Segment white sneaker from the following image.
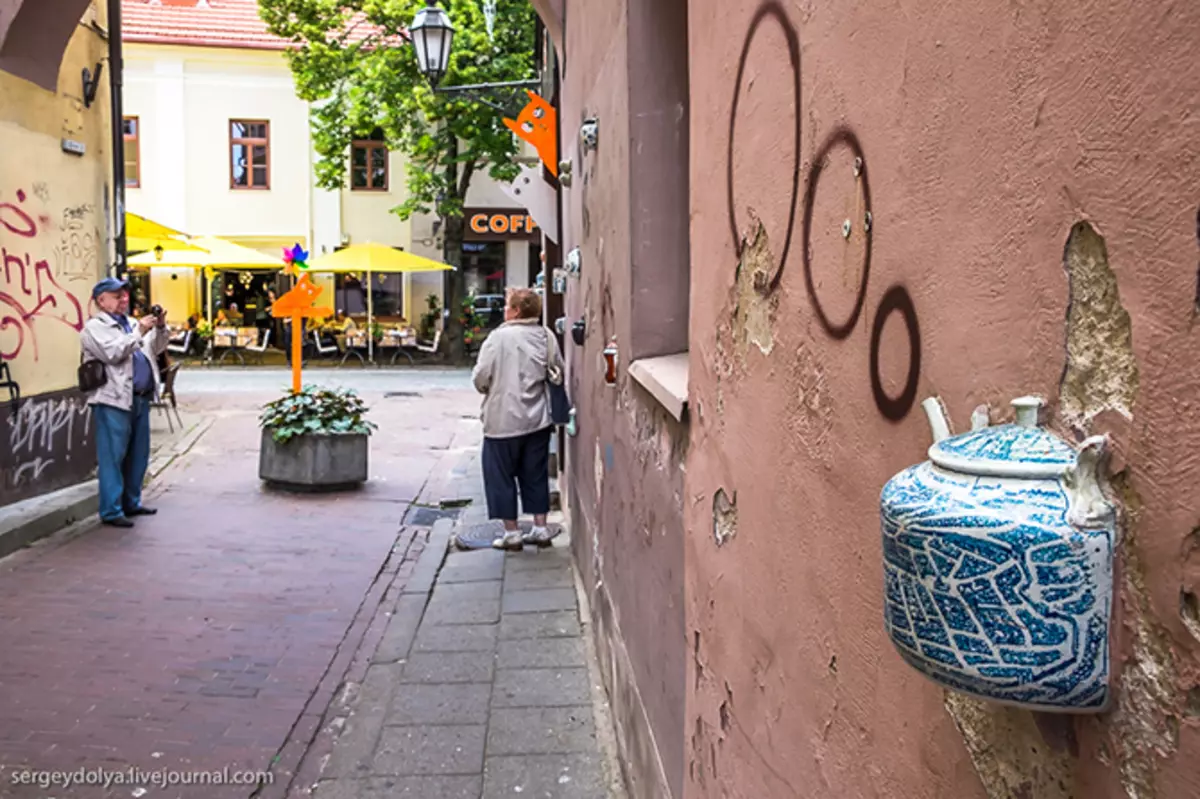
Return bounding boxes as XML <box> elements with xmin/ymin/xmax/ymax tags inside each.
<box><xmin>523</xmin><ymin>526</ymin><xmax>554</xmax><ymax>546</ymax></box>
<box><xmin>491</xmin><ymin>530</ymin><xmax>524</xmax><ymax>550</ymax></box>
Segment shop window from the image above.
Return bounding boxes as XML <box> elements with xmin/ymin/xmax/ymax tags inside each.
<box><xmin>124</xmin><ymin>117</ymin><xmax>140</xmax><ymax>188</ymax></box>
<box><xmin>230</xmin><ymin>120</ymin><xmax>270</xmax><ymax>190</ymax></box>
<box><xmin>351</xmin><ymin>130</ymin><xmax>388</xmax><ymax>191</ymax></box>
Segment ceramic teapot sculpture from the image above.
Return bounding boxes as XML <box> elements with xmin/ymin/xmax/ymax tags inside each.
<box><xmin>879</xmin><ymin>395</ymin><xmax>1117</xmax><ymax>712</ymax></box>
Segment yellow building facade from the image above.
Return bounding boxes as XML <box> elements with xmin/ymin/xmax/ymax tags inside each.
<box><xmin>1</xmin><ymin>0</ymin><xmax>114</xmax><ymax>506</ymax></box>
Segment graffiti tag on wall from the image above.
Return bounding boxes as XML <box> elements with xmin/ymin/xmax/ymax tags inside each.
<box><xmin>1</xmin><ymin>388</ymin><xmax>93</xmax><ymax>506</ymax></box>
<box><xmin>726</xmin><ymin>4</ymin><xmax>921</xmax><ymax>421</ymax></box>
<box><xmin>0</xmin><ymin>188</ymin><xmax>88</xmax><ymax>362</ymax></box>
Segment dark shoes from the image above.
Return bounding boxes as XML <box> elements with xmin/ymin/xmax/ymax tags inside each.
<box><xmin>102</xmin><ymin>507</ymin><xmax>156</xmax><ymax>528</ymax></box>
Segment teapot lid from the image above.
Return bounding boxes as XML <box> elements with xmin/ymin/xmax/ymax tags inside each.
<box><xmin>928</xmin><ymin>396</ymin><xmax>1075</xmax><ymax>478</ymax></box>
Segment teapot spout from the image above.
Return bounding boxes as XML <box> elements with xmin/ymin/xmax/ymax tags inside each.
<box><xmin>921</xmin><ymin>396</ymin><xmax>953</xmax><ymax>443</ymax></box>
<box><xmin>1065</xmin><ymin>435</ymin><xmax>1116</xmax><ymax>529</ymax></box>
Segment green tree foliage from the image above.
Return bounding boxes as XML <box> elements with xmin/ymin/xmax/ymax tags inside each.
<box><xmin>259</xmin><ymin>0</ymin><xmax>538</xmax><ymax>360</ymax></box>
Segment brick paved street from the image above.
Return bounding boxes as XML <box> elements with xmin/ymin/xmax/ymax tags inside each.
<box><xmin>0</xmin><ymin>369</ymin><xmax>487</xmax><ymax>798</ymax></box>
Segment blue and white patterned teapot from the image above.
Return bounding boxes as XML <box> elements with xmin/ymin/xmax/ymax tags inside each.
<box><xmin>879</xmin><ymin>395</ymin><xmax>1117</xmax><ymax>712</ymax></box>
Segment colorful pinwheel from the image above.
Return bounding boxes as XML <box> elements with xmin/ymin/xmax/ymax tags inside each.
<box><xmin>282</xmin><ymin>243</ymin><xmax>310</xmax><ymax>272</ymax></box>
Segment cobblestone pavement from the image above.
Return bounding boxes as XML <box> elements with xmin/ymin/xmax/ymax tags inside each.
<box><xmin>299</xmin><ymin>448</ymin><xmax>627</xmax><ymax>799</ymax></box>
<box><xmin>0</xmin><ymin>369</ymin><xmax>486</xmax><ymax>798</ymax></box>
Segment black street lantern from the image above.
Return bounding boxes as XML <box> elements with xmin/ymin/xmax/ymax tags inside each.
<box><xmin>409</xmin><ymin>2</ymin><xmax>543</xmax><ymax>117</ymax></box>
<box><xmin>410</xmin><ymin>2</ymin><xmax>454</xmax><ymax>88</ymax></box>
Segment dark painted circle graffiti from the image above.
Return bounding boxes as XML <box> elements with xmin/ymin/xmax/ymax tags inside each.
<box><xmin>869</xmin><ymin>285</ymin><xmax>921</xmax><ymax>422</ymax></box>
<box><xmin>726</xmin><ymin>1</ymin><xmax>801</xmax><ymax>288</ymax></box>
<box><xmin>801</xmin><ymin>128</ymin><xmax>872</xmax><ymax>340</ymax></box>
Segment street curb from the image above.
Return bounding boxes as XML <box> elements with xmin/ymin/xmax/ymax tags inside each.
<box><xmin>0</xmin><ymin>481</ymin><xmax>99</xmax><ymax>561</ymax></box>
<box><xmin>400</xmin><ymin>517</ymin><xmax>453</xmax><ymax>595</ymax></box>
<box><xmin>271</xmin><ymin>520</ymin><xmax>453</xmax><ymax>799</ymax></box>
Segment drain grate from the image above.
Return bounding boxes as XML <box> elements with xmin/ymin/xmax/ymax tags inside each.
<box><xmin>384</xmin><ymin>391</ymin><xmax>422</xmax><ymax>398</ymax></box>
<box><xmin>404</xmin><ymin>505</ymin><xmax>462</xmax><ymax>526</ymax></box>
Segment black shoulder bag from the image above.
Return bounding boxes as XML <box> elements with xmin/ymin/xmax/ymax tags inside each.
<box><xmin>544</xmin><ymin>329</ymin><xmax>570</xmax><ymax>425</ymax></box>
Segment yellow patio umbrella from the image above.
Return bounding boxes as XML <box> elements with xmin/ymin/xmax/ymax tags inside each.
<box><xmin>306</xmin><ymin>242</ymin><xmax>454</xmax><ymax>361</ymax></box>
<box><xmin>128</xmin><ymin>235</ymin><xmax>283</xmax><ymax>321</ymax></box>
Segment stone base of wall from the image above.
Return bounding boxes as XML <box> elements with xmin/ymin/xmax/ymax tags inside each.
<box><xmin>584</xmin><ymin>567</ymin><xmax>675</xmax><ymax>799</ymax></box>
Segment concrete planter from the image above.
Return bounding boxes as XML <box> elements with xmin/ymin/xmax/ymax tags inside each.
<box><xmin>258</xmin><ymin>430</ymin><xmax>369</xmax><ymax>492</ymax></box>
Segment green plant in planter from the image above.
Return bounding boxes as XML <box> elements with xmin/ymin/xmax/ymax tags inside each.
<box><xmin>259</xmin><ymin>386</ymin><xmax>376</xmax><ymax>445</ymax></box>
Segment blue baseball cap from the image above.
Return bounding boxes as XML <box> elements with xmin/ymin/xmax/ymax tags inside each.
<box><xmin>92</xmin><ymin>276</ymin><xmax>130</xmax><ymax>299</ymax></box>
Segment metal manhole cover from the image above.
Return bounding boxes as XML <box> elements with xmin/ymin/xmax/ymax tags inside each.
<box><xmin>453</xmin><ymin>520</ymin><xmax>562</xmax><ymax>550</ymax></box>
<box><xmin>405</xmin><ymin>506</ymin><xmax>461</xmax><ymax>526</ymax></box>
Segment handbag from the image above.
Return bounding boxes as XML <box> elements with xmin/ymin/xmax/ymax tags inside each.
<box><xmin>77</xmin><ymin>352</ymin><xmax>107</xmax><ymax>393</ymax></box>
<box><xmin>544</xmin><ymin>329</ymin><xmax>571</xmax><ymax>426</ymax></box>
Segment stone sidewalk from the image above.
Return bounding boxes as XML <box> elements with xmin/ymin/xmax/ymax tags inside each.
<box><xmin>304</xmin><ymin>470</ymin><xmax>626</xmax><ymax>798</ymax></box>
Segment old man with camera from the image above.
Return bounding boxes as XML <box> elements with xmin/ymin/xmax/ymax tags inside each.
<box><xmin>79</xmin><ymin>277</ymin><xmax>170</xmax><ymax>528</ymax></box>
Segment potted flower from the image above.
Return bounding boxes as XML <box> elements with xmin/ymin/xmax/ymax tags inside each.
<box><xmin>257</xmin><ymin>385</ymin><xmax>376</xmax><ymax>491</ymax></box>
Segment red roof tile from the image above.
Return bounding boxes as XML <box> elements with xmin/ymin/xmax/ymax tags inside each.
<box><xmin>122</xmin><ymin>0</ymin><xmax>398</xmax><ymax>52</ymax></box>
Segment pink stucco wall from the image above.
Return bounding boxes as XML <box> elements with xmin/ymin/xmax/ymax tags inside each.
<box><xmin>686</xmin><ymin>0</ymin><xmax>1200</xmax><ymax>797</ymax></box>
<box><xmin>544</xmin><ymin>0</ymin><xmax>1200</xmax><ymax>795</ymax></box>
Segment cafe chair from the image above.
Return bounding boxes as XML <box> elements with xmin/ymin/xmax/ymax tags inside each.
<box><xmin>245</xmin><ymin>328</ymin><xmax>271</xmax><ymax>365</ymax></box>
<box><xmin>152</xmin><ymin>363</ymin><xmax>183</xmax><ymax>433</ymax></box>
<box><xmin>167</xmin><ymin>330</ymin><xmax>193</xmax><ymax>357</ymax></box>
<box><xmin>413</xmin><ymin>329</ymin><xmax>442</xmax><ymax>361</ymax></box>
<box><xmin>311</xmin><ymin>330</ymin><xmax>341</xmax><ymax>364</ymax></box>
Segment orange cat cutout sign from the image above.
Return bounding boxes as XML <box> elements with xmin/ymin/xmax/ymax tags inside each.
<box><xmin>503</xmin><ymin>91</ymin><xmax>557</xmax><ymax>177</ymax></box>
<box><xmin>272</xmin><ymin>244</ymin><xmax>332</xmax><ymax>394</ymax></box>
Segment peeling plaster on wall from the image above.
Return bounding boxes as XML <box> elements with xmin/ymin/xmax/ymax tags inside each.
<box><xmin>712</xmin><ymin>219</ymin><xmax>779</xmax><ymax>425</ymax></box>
<box><xmin>943</xmin><ymin>219</ymin><xmax>1171</xmax><ymax>799</ymax></box>
<box><xmin>1059</xmin><ymin>221</ymin><xmax>1139</xmax><ymax>430</ymax></box>
<box><xmin>1106</xmin><ymin>475</ymin><xmax>1180</xmax><ymax>799</ymax></box>
<box><xmin>712</xmin><ymin>488</ymin><xmax>737</xmax><ymax>547</ymax></box>
<box><xmin>731</xmin><ymin>219</ymin><xmax>778</xmax><ymax>359</ymax></box>
<box><xmin>942</xmin><ymin>693</ymin><xmax>1076</xmax><ymax>799</ymax></box>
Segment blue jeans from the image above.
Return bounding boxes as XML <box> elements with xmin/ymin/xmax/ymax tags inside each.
<box><xmin>93</xmin><ymin>396</ymin><xmax>151</xmax><ymax>521</ymax></box>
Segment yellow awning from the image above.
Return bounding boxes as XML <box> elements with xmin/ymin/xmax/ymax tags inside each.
<box><xmin>125</xmin><ymin>212</ymin><xmax>207</xmax><ymax>253</ymax></box>
<box><xmin>306</xmin><ymin>242</ymin><xmax>455</xmax><ymax>274</ymax></box>
<box><xmin>127</xmin><ymin>235</ymin><xmax>282</xmax><ymax>270</ymax></box>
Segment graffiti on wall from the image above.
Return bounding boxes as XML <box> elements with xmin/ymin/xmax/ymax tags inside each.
<box><xmin>1</xmin><ymin>388</ymin><xmax>93</xmax><ymax>505</ymax></box>
<box><xmin>725</xmin><ymin>3</ymin><xmax>921</xmax><ymax>421</ymax></box>
<box><xmin>1</xmin><ymin>188</ymin><xmax>88</xmax><ymax>363</ymax></box>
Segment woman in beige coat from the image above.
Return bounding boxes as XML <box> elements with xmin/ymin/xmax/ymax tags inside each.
<box><xmin>471</xmin><ymin>288</ymin><xmax>564</xmax><ymax>550</ymax></box>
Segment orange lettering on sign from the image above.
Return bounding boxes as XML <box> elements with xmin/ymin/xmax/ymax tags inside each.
<box><xmin>490</xmin><ymin>215</ymin><xmax>510</xmax><ymax>234</ymax></box>
<box><xmin>470</xmin><ymin>214</ymin><xmax>489</xmax><ymax>234</ymax></box>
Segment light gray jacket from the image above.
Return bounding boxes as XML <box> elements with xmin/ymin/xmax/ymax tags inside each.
<box><xmin>79</xmin><ymin>313</ymin><xmax>169</xmax><ymax>410</ymax></box>
<box><xmin>472</xmin><ymin>319</ymin><xmax>564</xmax><ymax>439</ymax></box>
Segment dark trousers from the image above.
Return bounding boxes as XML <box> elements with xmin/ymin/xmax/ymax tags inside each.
<box><xmin>482</xmin><ymin>427</ymin><xmax>552</xmax><ymax>520</ymax></box>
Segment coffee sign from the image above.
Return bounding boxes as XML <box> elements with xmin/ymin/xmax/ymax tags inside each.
<box><xmin>463</xmin><ymin>208</ymin><xmax>540</xmax><ymax>241</ymax></box>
